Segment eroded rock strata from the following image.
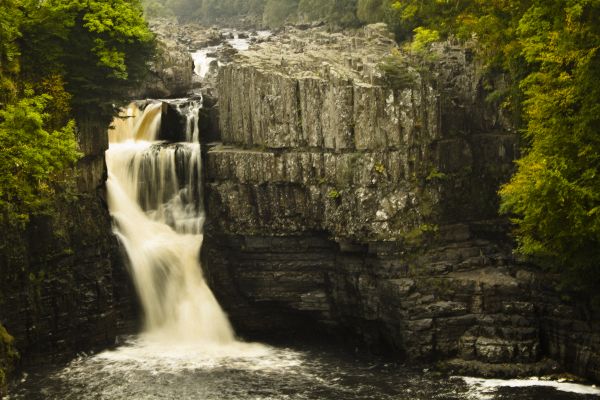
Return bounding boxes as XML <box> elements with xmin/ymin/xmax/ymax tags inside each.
<box><xmin>130</xmin><ymin>20</ymin><xmax>195</xmax><ymax>99</ymax></box>
<box><xmin>0</xmin><ymin>114</ymin><xmax>138</xmax><ymax>375</ymax></box>
<box><xmin>202</xmin><ymin>25</ymin><xmax>600</xmax><ymax>380</ymax></box>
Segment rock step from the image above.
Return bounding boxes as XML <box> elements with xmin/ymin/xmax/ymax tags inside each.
<box><xmin>459</xmin><ymin>334</ymin><xmax>540</xmax><ymax>363</ymax></box>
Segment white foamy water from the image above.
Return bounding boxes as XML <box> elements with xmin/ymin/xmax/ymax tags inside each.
<box><xmin>461</xmin><ymin>376</ymin><xmax>600</xmax><ymax>398</ymax></box>
<box><xmin>89</xmin><ymin>337</ymin><xmax>300</xmax><ymax>373</ymax></box>
<box><xmin>192</xmin><ymin>46</ymin><xmax>219</xmax><ymax>78</ymax></box>
<box><xmin>106</xmin><ymin>101</ymin><xmax>238</xmax><ymax>346</ymax></box>
<box><xmin>108</xmin><ymin>102</ymin><xmax>162</xmax><ymax>143</ymax></box>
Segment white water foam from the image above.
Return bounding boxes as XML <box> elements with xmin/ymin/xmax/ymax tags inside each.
<box><xmin>106</xmin><ymin>101</ymin><xmax>248</xmax><ymax>350</ymax></box>
<box><xmin>461</xmin><ymin>376</ymin><xmax>600</xmax><ymax>398</ymax></box>
<box><xmin>192</xmin><ymin>30</ymin><xmax>271</xmax><ymax>78</ymax></box>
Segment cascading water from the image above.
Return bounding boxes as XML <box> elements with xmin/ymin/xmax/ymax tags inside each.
<box><xmin>105</xmin><ymin>100</ymin><xmax>235</xmax><ymax>344</ymax></box>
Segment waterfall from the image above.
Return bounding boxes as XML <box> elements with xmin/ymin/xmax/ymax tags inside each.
<box><xmin>184</xmin><ymin>101</ymin><xmax>202</xmax><ymax>143</ymax></box>
<box><xmin>106</xmin><ymin>101</ymin><xmax>235</xmax><ymax>344</ymax></box>
<box><xmin>108</xmin><ymin>102</ymin><xmax>163</xmax><ymax>143</ymax></box>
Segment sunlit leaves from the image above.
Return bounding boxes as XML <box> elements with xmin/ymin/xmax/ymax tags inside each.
<box><xmin>15</xmin><ymin>0</ymin><xmax>155</xmax><ymax>116</ymax></box>
<box><xmin>410</xmin><ymin>27</ymin><xmax>440</xmax><ymax>53</ymax></box>
<box><xmin>0</xmin><ymin>0</ymin><xmax>154</xmax><ymax>227</ymax></box>
<box><xmin>498</xmin><ymin>0</ymin><xmax>600</xmax><ymax>294</ymax></box>
<box><xmin>0</xmin><ymin>91</ymin><xmax>80</xmax><ymax>226</ymax></box>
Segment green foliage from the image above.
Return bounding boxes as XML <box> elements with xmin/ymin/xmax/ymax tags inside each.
<box><xmin>143</xmin><ymin>0</ymin><xmax>268</xmax><ymax>22</ymax></box>
<box><xmin>298</xmin><ymin>0</ymin><xmax>360</xmax><ymax>27</ymax></box>
<box><xmin>499</xmin><ymin>1</ymin><xmax>600</xmax><ymax>296</ymax></box>
<box><xmin>0</xmin><ymin>0</ymin><xmax>21</xmax><ymax>104</ymax></box>
<box><xmin>16</xmin><ymin>0</ymin><xmax>155</xmax><ymax>118</ymax></box>
<box><xmin>357</xmin><ymin>0</ymin><xmax>387</xmax><ymax>23</ymax></box>
<box><xmin>0</xmin><ymin>91</ymin><xmax>80</xmax><ymax>226</ymax></box>
<box><xmin>0</xmin><ymin>323</ymin><xmax>18</xmax><ymax>393</ymax></box>
<box><xmin>409</xmin><ymin>27</ymin><xmax>440</xmax><ymax>53</ymax></box>
<box><xmin>0</xmin><ymin>0</ymin><xmax>153</xmax><ymax>227</ymax></box>
<box><xmin>426</xmin><ymin>168</ymin><xmax>448</xmax><ymax>182</ymax></box>
<box><xmin>143</xmin><ymin>0</ymin><xmax>362</xmax><ymax>28</ymax></box>
<box><xmin>143</xmin><ymin>0</ymin><xmax>176</xmax><ymax>19</ymax></box>
<box><xmin>389</xmin><ymin>0</ymin><xmax>600</xmax><ymax>296</ymax></box>
<box><xmin>327</xmin><ymin>189</ymin><xmax>341</xmax><ymax>199</ymax></box>
<box><xmin>263</xmin><ymin>0</ymin><xmax>300</xmax><ymax>27</ymax></box>
<box><xmin>378</xmin><ymin>50</ymin><xmax>417</xmax><ymax>89</ymax></box>
<box><xmin>403</xmin><ymin>223</ymin><xmax>439</xmax><ymax>246</ymax></box>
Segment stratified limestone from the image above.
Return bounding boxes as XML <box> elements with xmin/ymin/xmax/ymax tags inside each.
<box><xmin>211</xmin><ymin>25</ymin><xmax>517</xmax><ymax>241</ymax></box>
<box><xmin>0</xmin><ymin>114</ymin><xmax>136</xmax><ymax>372</ymax></box>
<box><xmin>203</xmin><ymin>24</ymin><xmax>600</xmax><ymax>381</ymax></box>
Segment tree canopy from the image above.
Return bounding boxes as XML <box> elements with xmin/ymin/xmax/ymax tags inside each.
<box><xmin>388</xmin><ymin>0</ymin><xmax>600</xmax><ymax>297</ymax></box>
<box><xmin>0</xmin><ymin>0</ymin><xmax>154</xmax><ymax>226</ymax></box>
<box><xmin>141</xmin><ymin>0</ymin><xmax>389</xmax><ymax>28</ymax></box>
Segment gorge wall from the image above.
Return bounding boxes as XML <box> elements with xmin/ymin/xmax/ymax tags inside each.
<box><xmin>201</xmin><ymin>25</ymin><xmax>600</xmax><ymax>380</ymax></box>
<box><xmin>2</xmin><ymin>20</ymin><xmax>598</xmax><ymax>391</ymax></box>
<box><xmin>0</xmin><ymin>114</ymin><xmax>138</xmax><ymax>386</ymax></box>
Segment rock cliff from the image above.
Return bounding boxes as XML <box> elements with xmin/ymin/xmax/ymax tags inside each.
<box><xmin>202</xmin><ymin>25</ymin><xmax>600</xmax><ymax>380</ymax></box>
<box><xmin>0</xmin><ymin>113</ymin><xmax>138</xmax><ymax>382</ymax></box>
<box><xmin>130</xmin><ymin>20</ymin><xmax>195</xmax><ymax>98</ymax></box>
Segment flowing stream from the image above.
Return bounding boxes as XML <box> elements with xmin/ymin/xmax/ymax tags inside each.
<box><xmin>105</xmin><ymin>101</ymin><xmax>234</xmax><ymax>344</ymax></box>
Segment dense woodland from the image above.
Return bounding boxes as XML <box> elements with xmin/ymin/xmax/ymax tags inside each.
<box><xmin>0</xmin><ymin>0</ymin><xmax>599</xmax><ymax>306</ymax></box>
<box><xmin>392</xmin><ymin>0</ymin><xmax>600</xmax><ymax>301</ymax></box>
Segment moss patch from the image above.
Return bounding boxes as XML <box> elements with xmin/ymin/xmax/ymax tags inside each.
<box><xmin>0</xmin><ymin>323</ymin><xmax>18</xmax><ymax>396</ymax></box>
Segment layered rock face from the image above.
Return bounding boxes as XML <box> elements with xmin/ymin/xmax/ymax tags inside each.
<box><xmin>203</xmin><ymin>25</ymin><xmax>600</xmax><ymax>379</ymax></box>
<box><xmin>0</xmin><ymin>114</ymin><xmax>137</xmax><ymax>372</ymax></box>
<box><xmin>130</xmin><ymin>20</ymin><xmax>195</xmax><ymax>98</ymax></box>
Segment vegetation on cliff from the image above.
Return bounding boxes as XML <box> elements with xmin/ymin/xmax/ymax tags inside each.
<box><xmin>148</xmin><ymin>0</ymin><xmax>600</xmax><ymax>296</ymax></box>
<box><xmin>498</xmin><ymin>1</ymin><xmax>600</xmax><ymax>297</ymax></box>
<box><xmin>0</xmin><ymin>0</ymin><xmax>154</xmax><ymax>227</ymax></box>
<box><xmin>387</xmin><ymin>0</ymin><xmax>600</xmax><ymax>298</ymax></box>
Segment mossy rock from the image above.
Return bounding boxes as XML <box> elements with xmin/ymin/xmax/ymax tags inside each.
<box><xmin>0</xmin><ymin>323</ymin><xmax>18</xmax><ymax>396</ymax></box>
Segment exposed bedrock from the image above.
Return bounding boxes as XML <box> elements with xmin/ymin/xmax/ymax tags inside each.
<box><xmin>130</xmin><ymin>21</ymin><xmax>195</xmax><ymax>98</ymax></box>
<box><xmin>202</xmin><ymin>25</ymin><xmax>600</xmax><ymax>380</ymax></box>
<box><xmin>0</xmin><ymin>114</ymin><xmax>138</xmax><ymax>374</ymax></box>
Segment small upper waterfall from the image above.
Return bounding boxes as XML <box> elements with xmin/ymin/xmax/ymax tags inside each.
<box><xmin>106</xmin><ymin>100</ymin><xmax>235</xmax><ymax>344</ymax></box>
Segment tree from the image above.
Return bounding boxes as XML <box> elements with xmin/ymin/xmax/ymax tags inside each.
<box><xmin>263</xmin><ymin>0</ymin><xmax>299</xmax><ymax>27</ymax></box>
<box><xmin>357</xmin><ymin>0</ymin><xmax>387</xmax><ymax>23</ymax></box>
<box><xmin>0</xmin><ymin>0</ymin><xmax>154</xmax><ymax>226</ymax></box>
<box><xmin>0</xmin><ymin>91</ymin><xmax>79</xmax><ymax>226</ymax></box>
<box><xmin>499</xmin><ymin>1</ymin><xmax>600</xmax><ymax>296</ymax></box>
<box><xmin>389</xmin><ymin>0</ymin><xmax>600</xmax><ymax>297</ymax></box>
<box><xmin>298</xmin><ymin>0</ymin><xmax>359</xmax><ymax>27</ymax></box>
<box><xmin>0</xmin><ymin>0</ymin><xmax>21</xmax><ymax>104</ymax></box>
<box><xmin>18</xmin><ymin>0</ymin><xmax>155</xmax><ymax>120</ymax></box>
